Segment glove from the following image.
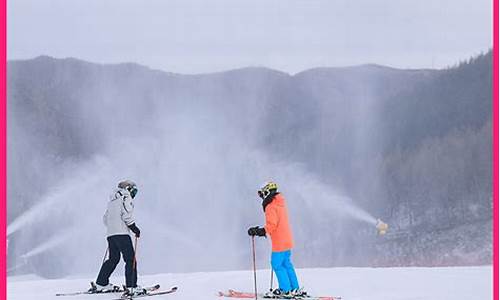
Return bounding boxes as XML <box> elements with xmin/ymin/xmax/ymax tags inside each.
<box><xmin>128</xmin><ymin>223</ymin><xmax>141</xmax><ymax>238</ymax></box>
<box><xmin>247</xmin><ymin>226</ymin><xmax>266</xmax><ymax>237</ymax></box>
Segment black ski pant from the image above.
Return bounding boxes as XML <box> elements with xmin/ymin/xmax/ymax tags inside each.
<box><xmin>96</xmin><ymin>234</ymin><xmax>137</xmax><ymax>288</ymax></box>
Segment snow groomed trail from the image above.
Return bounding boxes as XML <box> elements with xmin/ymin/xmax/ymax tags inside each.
<box><xmin>8</xmin><ymin>266</ymin><xmax>492</xmax><ymax>300</ymax></box>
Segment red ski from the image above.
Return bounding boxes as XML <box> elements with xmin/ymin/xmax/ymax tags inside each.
<box><xmin>218</xmin><ymin>289</ymin><xmax>256</xmax><ymax>298</ymax></box>
<box><xmin>217</xmin><ymin>289</ymin><xmax>341</xmax><ymax>300</ymax></box>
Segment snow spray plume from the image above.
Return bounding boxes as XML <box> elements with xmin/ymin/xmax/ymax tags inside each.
<box><xmin>7</xmin><ymin>195</ymin><xmax>61</xmax><ymax>237</ymax></box>
<box><xmin>21</xmin><ymin>231</ymin><xmax>75</xmax><ymax>259</ymax></box>
<box><xmin>252</xmin><ymin>157</ymin><xmax>378</xmax><ymax>225</ymax></box>
<box><xmin>7</xmin><ymin>156</ymin><xmax>111</xmax><ymax>237</ymax></box>
<box><xmin>7</xmin><ymin>261</ymin><xmax>27</xmax><ymax>273</ymax></box>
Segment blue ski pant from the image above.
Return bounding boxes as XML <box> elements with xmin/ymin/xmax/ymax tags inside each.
<box><xmin>271</xmin><ymin>250</ymin><xmax>299</xmax><ymax>292</ymax></box>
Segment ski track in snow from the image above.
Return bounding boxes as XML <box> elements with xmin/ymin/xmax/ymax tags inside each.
<box><xmin>7</xmin><ymin>266</ymin><xmax>492</xmax><ymax>300</ymax></box>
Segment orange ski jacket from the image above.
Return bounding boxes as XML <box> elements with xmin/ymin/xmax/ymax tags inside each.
<box><xmin>264</xmin><ymin>193</ymin><xmax>294</xmax><ymax>252</ymax></box>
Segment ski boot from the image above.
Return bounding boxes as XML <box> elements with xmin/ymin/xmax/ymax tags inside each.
<box><xmin>291</xmin><ymin>287</ymin><xmax>309</xmax><ymax>298</ymax></box>
<box><xmin>121</xmin><ymin>285</ymin><xmax>147</xmax><ymax>299</ymax></box>
<box><xmin>264</xmin><ymin>289</ymin><xmax>293</xmax><ymax>299</ymax></box>
<box><xmin>88</xmin><ymin>282</ymin><xmax>121</xmax><ymax>293</ymax></box>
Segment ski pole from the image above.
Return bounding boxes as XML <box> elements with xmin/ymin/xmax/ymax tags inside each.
<box><xmin>269</xmin><ymin>268</ymin><xmax>274</xmax><ymax>292</ymax></box>
<box><xmin>251</xmin><ymin>236</ymin><xmax>258</xmax><ymax>300</ymax></box>
<box><xmin>133</xmin><ymin>236</ymin><xmax>138</xmax><ymax>270</ymax></box>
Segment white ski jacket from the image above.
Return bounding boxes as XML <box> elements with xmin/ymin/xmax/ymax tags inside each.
<box><xmin>103</xmin><ymin>188</ymin><xmax>136</xmax><ymax>237</ymax></box>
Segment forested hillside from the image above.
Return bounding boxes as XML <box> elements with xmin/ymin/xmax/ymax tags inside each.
<box><xmin>7</xmin><ymin>51</ymin><xmax>492</xmax><ymax>276</ymax></box>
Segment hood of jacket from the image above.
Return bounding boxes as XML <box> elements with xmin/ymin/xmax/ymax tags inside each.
<box><xmin>110</xmin><ymin>188</ymin><xmax>131</xmax><ymax>201</ymax></box>
<box><xmin>262</xmin><ymin>191</ymin><xmax>283</xmax><ymax>211</ymax></box>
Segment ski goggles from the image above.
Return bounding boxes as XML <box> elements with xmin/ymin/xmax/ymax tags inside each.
<box><xmin>128</xmin><ymin>186</ymin><xmax>138</xmax><ymax>199</ymax></box>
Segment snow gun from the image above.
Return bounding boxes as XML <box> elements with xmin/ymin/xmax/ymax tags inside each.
<box><xmin>376</xmin><ymin>219</ymin><xmax>388</xmax><ymax>235</ymax></box>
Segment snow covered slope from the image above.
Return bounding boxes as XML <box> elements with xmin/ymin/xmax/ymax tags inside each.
<box><xmin>8</xmin><ymin>266</ymin><xmax>492</xmax><ymax>300</ymax></box>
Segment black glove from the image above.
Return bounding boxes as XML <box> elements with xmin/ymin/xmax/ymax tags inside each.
<box><xmin>247</xmin><ymin>226</ymin><xmax>266</xmax><ymax>237</ymax></box>
<box><xmin>128</xmin><ymin>223</ymin><xmax>141</xmax><ymax>238</ymax></box>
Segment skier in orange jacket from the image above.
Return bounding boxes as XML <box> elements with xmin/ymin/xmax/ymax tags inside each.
<box><xmin>248</xmin><ymin>181</ymin><xmax>306</xmax><ymax>298</ymax></box>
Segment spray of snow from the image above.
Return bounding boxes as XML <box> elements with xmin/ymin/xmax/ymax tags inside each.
<box><xmin>7</xmin><ymin>156</ymin><xmax>112</xmax><ymax>237</ymax></box>
<box><xmin>289</xmin><ymin>168</ymin><xmax>377</xmax><ymax>225</ymax></box>
<box><xmin>7</xmin><ymin>258</ymin><xmax>28</xmax><ymax>273</ymax></box>
<box><xmin>7</xmin><ymin>194</ymin><xmax>63</xmax><ymax>237</ymax></box>
<box><xmin>8</xmin><ymin>142</ymin><xmax>379</xmax><ymax>276</ymax></box>
<box><xmin>251</xmin><ymin>155</ymin><xmax>377</xmax><ymax>225</ymax></box>
<box><xmin>21</xmin><ymin>231</ymin><xmax>75</xmax><ymax>259</ymax></box>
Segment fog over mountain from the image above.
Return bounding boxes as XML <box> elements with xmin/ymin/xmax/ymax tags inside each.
<box><xmin>7</xmin><ymin>51</ymin><xmax>492</xmax><ymax>278</ymax></box>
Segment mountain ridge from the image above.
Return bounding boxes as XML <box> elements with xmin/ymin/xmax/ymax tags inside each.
<box><xmin>9</xmin><ymin>55</ymin><xmax>442</xmax><ymax>77</ymax></box>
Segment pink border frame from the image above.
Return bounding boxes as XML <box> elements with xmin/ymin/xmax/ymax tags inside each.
<box><xmin>1</xmin><ymin>0</ymin><xmax>6</xmax><ymax>297</ymax></box>
<box><xmin>0</xmin><ymin>1</ymin><xmax>498</xmax><ymax>299</ymax></box>
<box><xmin>493</xmin><ymin>0</ymin><xmax>499</xmax><ymax>299</ymax></box>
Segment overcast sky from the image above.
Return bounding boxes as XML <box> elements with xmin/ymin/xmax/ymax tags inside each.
<box><xmin>8</xmin><ymin>0</ymin><xmax>493</xmax><ymax>74</ymax></box>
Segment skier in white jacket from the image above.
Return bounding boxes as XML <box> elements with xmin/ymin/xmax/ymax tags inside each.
<box><xmin>91</xmin><ymin>180</ymin><xmax>143</xmax><ymax>296</ymax></box>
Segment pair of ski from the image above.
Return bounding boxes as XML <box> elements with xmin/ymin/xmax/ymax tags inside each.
<box><xmin>56</xmin><ymin>283</ymin><xmax>178</xmax><ymax>299</ymax></box>
<box><xmin>118</xmin><ymin>286</ymin><xmax>177</xmax><ymax>300</ymax></box>
<box><xmin>218</xmin><ymin>289</ymin><xmax>341</xmax><ymax>300</ymax></box>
